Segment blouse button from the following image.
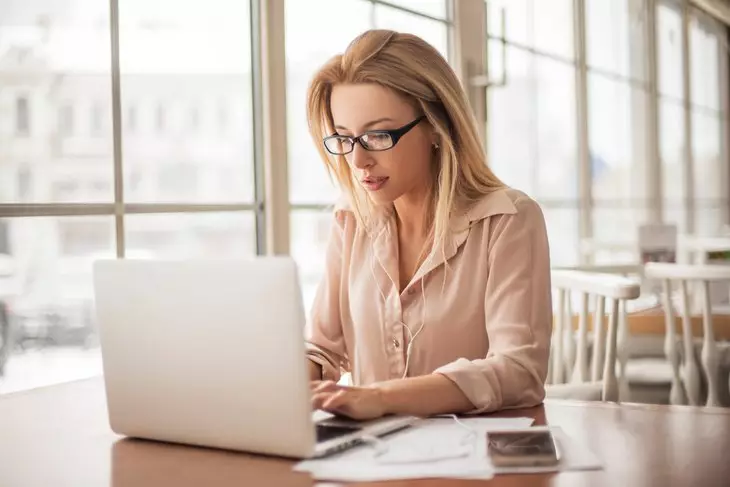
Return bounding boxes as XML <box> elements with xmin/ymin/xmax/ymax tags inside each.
<box><xmin>392</xmin><ymin>338</ymin><xmax>401</xmax><ymax>349</ymax></box>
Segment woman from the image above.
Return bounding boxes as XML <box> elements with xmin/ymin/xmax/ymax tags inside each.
<box><xmin>305</xmin><ymin>30</ymin><xmax>552</xmax><ymax>420</ymax></box>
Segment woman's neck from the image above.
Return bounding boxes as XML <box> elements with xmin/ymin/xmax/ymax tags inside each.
<box><xmin>393</xmin><ymin>185</ymin><xmax>433</xmax><ymax>239</ymax></box>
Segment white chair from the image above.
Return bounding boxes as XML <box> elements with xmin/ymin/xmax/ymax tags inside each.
<box><xmin>552</xmin><ymin>264</ymin><xmax>647</xmax><ymax>401</ymax></box>
<box><xmin>643</xmin><ymin>262</ymin><xmax>730</xmax><ymax>407</ymax></box>
<box><xmin>547</xmin><ymin>270</ymin><xmax>641</xmax><ymax>402</ymax></box>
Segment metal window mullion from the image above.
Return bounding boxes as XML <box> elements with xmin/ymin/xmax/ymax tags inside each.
<box><xmin>719</xmin><ymin>22</ymin><xmax>730</xmax><ymax>226</ymax></box>
<box><xmin>682</xmin><ymin>0</ymin><xmax>696</xmax><ymax>233</ymax></box>
<box><xmin>646</xmin><ymin>0</ymin><xmax>663</xmax><ymax>223</ymax></box>
<box><xmin>370</xmin><ymin>0</ymin><xmax>451</xmax><ymax>24</ymax></box>
<box><xmin>0</xmin><ymin>203</ymin><xmax>257</xmax><ymax>218</ymax></box>
<box><xmin>574</xmin><ymin>0</ymin><xmax>592</xmax><ymax>264</ymax></box>
<box><xmin>109</xmin><ymin>0</ymin><xmax>125</xmax><ymax>258</ymax></box>
<box><xmin>0</xmin><ymin>204</ymin><xmax>116</xmax><ymax>218</ymax></box>
<box><xmin>452</xmin><ymin>0</ymin><xmax>486</xmax><ymax>123</ymax></box>
<box><xmin>257</xmin><ymin>0</ymin><xmax>290</xmax><ymax>255</ymax></box>
<box><xmin>290</xmin><ymin>203</ymin><xmax>333</xmax><ymax>211</ymax></box>
<box><xmin>124</xmin><ymin>203</ymin><xmax>258</xmax><ymax>214</ymax></box>
<box><xmin>250</xmin><ymin>0</ymin><xmax>267</xmax><ymax>255</ymax></box>
<box><xmin>485</xmin><ymin>36</ymin><xmax>578</xmax><ymax>66</ymax></box>
<box><xmin>445</xmin><ymin>0</ymin><xmax>454</xmax><ymax>59</ymax></box>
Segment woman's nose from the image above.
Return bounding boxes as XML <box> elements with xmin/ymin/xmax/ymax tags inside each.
<box><xmin>349</xmin><ymin>142</ymin><xmax>373</xmax><ymax>170</ymax></box>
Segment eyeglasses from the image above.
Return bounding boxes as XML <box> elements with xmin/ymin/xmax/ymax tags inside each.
<box><xmin>323</xmin><ymin>116</ymin><xmax>426</xmax><ymax>156</ymax></box>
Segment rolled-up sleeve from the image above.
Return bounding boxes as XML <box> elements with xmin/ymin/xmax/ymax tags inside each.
<box><xmin>305</xmin><ymin>211</ymin><xmax>350</xmax><ymax>382</ymax></box>
<box><xmin>434</xmin><ymin>197</ymin><xmax>552</xmax><ymax>413</ymax></box>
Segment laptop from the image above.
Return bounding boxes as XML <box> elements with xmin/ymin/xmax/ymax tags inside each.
<box><xmin>93</xmin><ymin>257</ymin><xmax>415</xmax><ymax>458</ymax></box>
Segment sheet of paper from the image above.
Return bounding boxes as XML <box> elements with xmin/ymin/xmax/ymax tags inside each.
<box><xmin>295</xmin><ymin>416</ymin><xmax>534</xmax><ymax>482</ymax></box>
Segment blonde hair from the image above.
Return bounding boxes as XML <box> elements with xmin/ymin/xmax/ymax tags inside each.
<box><xmin>306</xmin><ymin>29</ymin><xmax>504</xmax><ymax>255</ymax></box>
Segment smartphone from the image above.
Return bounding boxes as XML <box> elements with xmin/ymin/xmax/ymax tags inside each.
<box><xmin>487</xmin><ymin>428</ymin><xmax>560</xmax><ymax>467</ymax></box>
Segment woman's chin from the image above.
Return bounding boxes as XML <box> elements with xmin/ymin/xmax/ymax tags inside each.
<box><xmin>366</xmin><ymin>191</ymin><xmax>398</xmax><ymax>205</ymax></box>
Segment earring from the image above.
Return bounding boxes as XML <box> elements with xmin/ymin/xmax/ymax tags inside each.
<box><xmin>433</xmin><ymin>142</ymin><xmax>440</xmax><ymax>150</ymax></box>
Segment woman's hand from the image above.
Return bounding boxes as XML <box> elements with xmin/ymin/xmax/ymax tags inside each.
<box><xmin>310</xmin><ymin>380</ymin><xmax>387</xmax><ymax>420</ymax></box>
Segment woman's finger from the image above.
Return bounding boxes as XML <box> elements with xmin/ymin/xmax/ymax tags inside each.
<box><xmin>322</xmin><ymin>389</ymin><xmax>348</xmax><ymax>409</ymax></box>
<box><xmin>311</xmin><ymin>390</ymin><xmax>341</xmax><ymax>410</ymax></box>
<box><xmin>311</xmin><ymin>380</ymin><xmax>340</xmax><ymax>394</ymax></box>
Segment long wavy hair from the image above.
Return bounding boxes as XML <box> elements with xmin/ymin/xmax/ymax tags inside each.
<box><xmin>306</xmin><ymin>29</ymin><xmax>504</xmax><ymax>256</ymax></box>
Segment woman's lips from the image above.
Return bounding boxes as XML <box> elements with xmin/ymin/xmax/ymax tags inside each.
<box><xmin>361</xmin><ymin>177</ymin><xmax>389</xmax><ymax>191</ymax></box>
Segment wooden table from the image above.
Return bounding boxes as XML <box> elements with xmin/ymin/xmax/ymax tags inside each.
<box><xmin>1</xmin><ymin>378</ymin><xmax>729</xmax><ymax>487</ymax></box>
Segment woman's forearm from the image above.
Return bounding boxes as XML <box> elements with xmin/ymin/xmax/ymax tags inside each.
<box><xmin>374</xmin><ymin>374</ymin><xmax>474</xmax><ymax>417</ymax></box>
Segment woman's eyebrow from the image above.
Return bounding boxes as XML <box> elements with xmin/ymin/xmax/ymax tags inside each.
<box><xmin>334</xmin><ymin>117</ymin><xmax>394</xmax><ymax>132</ymax></box>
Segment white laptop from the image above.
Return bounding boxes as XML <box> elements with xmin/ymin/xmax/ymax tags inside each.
<box><xmin>93</xmin><ymin>257</ymin><xmax>415</xmax><ymax>458</ymax></box>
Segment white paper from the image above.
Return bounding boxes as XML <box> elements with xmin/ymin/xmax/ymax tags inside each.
<box><xmin>295</xmin><ymin>416</ymin><xmax>534</xmax><ymax>482</ymax></box>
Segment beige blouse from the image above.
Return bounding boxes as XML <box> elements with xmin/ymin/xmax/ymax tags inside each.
<box><xmin>305</xmin><ymin>187</ymin><xmax>552</xmax><ymax>413</ymax></box>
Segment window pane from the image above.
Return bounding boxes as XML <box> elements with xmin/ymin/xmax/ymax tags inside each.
<box><xmin>534</xmin><ymin>57</ymin><xmax>578</xmax><ymax>199</ymax></box>
<box><xmin>589</xmin><ymin>75</ymin><xmax>648</xmax><ymax>205</ymax></box>
<box><xmin>532</xmin><ymin>0</ymin><xmax>574</xmax><ymax>60</ymax></box>
<box><xmin>592</xmin><ymin>207</ymin><xmax>645</xmax><ymax>253</ymax></box>
<box><xmin>373</xmin><ymin>5</ymin><xmax>449</xmax><ymax>58</ymax></box>
<box><xmin>119</xmin><ymin>0</ymin><xmax>254</xmax><ymax>203</ymax></box>
<box><xmin>488</xmin><ymin>47</ymin><xmax>577</xmax><ymax>199</ymax></box>
<box><xmin>286</xmin><ymin>0</ymin><xmax>371</xmax><ymax>205</ymax></box>
<box><xmin>125</xmin><ymin>212</ymin><xmax>256</xmax><ymax>258</ymax></box>
<box><xmin>487</xmin><ymin>45</ymin><xmax>534</xmax><ymax>194</ymax></box>
<box><xmin>381</xmin><ymin>0</ymin><xmax>449</xmax><ymax>20</ymax></box>
<box><xmin>290</xmin><ymin>210</ymin><xmax>333</xmax><ymax>316</ymax></box>
<box><xmin>586</xmin><ymin>0</ymin><xmax>646</xmax><ymax>80</ymax></box>
<box><xmin>542</xmin><ymin>207</ymin><xmax>580</xmax><ymax>267</ymax></box>
<box><xmin>657</xmin><ymin>2</ymin><xmax>683</xmax><ymax>100</ymax></box>
<box><xmin>0</xmin><ymin>0</ymin><xmax>114</xmax><ymax>204</ymax></box>
<box><xmin>690</xmin><ymin>14</ymin><xmax>721</xmax><ymax>111</ymax></box>
<box><xmin>487</xmin><ymin>0</ymin><xmax>573</xmax><ymax>59</ymax></box>
<box><xmin>693</xmin><ymin>113</ymin><xmax>723</xmax><ymax>235</ymax></box>
<box><xmin>0</xmin><ymin>216</ymin><xmax>114</xmax><ymax>394</ymax></box>
<box><xmin>487</xmin><ymin>0</ymin><xmax>530</xmax><ymax>48</ymax></box>
<box><xmin>660</xmin><ymin>100</ymin><xmax>686</xmax><ymax>232</ymax></box>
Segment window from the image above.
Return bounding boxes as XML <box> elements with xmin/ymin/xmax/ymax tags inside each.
<box><xmin>0</xmin><ymin>221</ymin><xmax>9</xmax><ymax>255</ymax></box>
<box><xmin>90</xmin><ymin>102</ymin><xmax>105</xmax><ymax>137</ymax></box>
<box><xmin>488</xmin><ymin>0</ymin><xmax>728</xmax><ymax>263</ymax></box>
<box><xmin>486</xmin><ymin>1</ymin><xmax>578</xmax><ymax>266</ymax></box>
<box><xmin>125</xmin><ymin>212</ymin><xmax>256</xmax><ymax>259</ymax></box>
<box><xmin>690</xmin><ymin>15</ymin><xmax>720</xmax><ymax>111</ymax></box>
<box><xmin>59</xmin><ymin>104</ymin><xmax>75</xmax><ymax>137</ymax></box>
<box><xmin>120</xmin><ymin>0</ymin><xmax>255</xmax><ymax>204</ymax></box>
<box><xmin>657</xmin><ymin>4</ymin><xmax>728</xmax><ymax>235</ymax></box>
<box><xmin>15</xmin><ymin>96</ymin><xmax>30</xmax><ymax>136</ymax></box>
<box><xmin>217</xmin><ymin>102</ymin><xmax>228</xmax><ymax>134</ymax></box>
<box><xmin>586</xmin><ymin>0</ymin><xmax>647</xmax><ymax>80</ymax></box>
<box><xmin>126</xmin><ymin>104</ymin><xmax>137</xmax><ymax>132</ymax></box>
<box><xmin>657</xmin><ymin>3</ymin><xmax>684</xmax><ymax>100</ymax></box>
<box><xmin>689</xmin><ymin>12</ymin><xmax>726</xmax><ymax>235</ymax></box>
<box><xmin>17</xmin><ymin>165</ymin><xmax>32</xmax><ymax>202</ymax></box>
<box><xmin>0</xmin><ymin>0</ymin><xmax>257</xmax><ymax>394</ymax></box>
<box><xmin>188</xmin><ymin>105</ymin><xmax>200</xmax><ymax>132</ymax></box>
<box><xmin>1</xmin><ymin>6</ymin><xmax>113</xmax><ymax>206</ymax></box>
<box><xmin>58</xmin><ymin>219</ymin><xmax>114</xmax><ymax>256</ymax></box>
<box><xmin>155</xmin><ymin>103</ymin><xmax>167</xmax><ymax>133</ymax></box>
<box><xmin>660</xmin><ymin>100</ymin><xmax>686</xmax><ymax>232</ymax></box>
<box><xmin>586</xmin><ymin>0</ymin><xmax>649</xmax><ymax>256</ymax></box>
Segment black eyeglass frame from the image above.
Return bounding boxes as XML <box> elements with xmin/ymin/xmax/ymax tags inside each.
<box><xmin>322</xmin><ymin>115</ymin><xmax>426</xmax><ymax>155</ymax></box>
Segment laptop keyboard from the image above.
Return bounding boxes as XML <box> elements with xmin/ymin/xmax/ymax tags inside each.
<box><xmin>315</xmin><ymin>424</ymin><xmax>361</xmax><ymax>443</ymax></box>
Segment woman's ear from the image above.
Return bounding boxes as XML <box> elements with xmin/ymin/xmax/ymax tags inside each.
<box><xmin>431</xmin><ymin>131</ymin><xmax>441</xmax><ymax>150</ymax></box>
